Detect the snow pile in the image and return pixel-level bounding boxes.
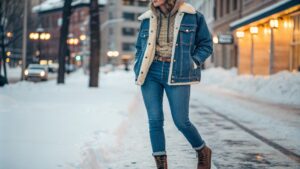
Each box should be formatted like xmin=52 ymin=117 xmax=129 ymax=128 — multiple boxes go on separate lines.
xmin=201 ymin=67 xmax=300 ymax=106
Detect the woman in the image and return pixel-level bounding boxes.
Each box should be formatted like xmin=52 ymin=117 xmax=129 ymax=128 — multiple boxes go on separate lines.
xmin=133 ymin=0 xmax=213 ymax=168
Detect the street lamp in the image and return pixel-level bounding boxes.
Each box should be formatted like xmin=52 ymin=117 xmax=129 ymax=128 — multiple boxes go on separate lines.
xmin=29 ymin=25 xmax=51 ymax=62
xmin=107 ymin=50 xmax=119 ymax=68
xmin=250 ymin=26 xmax=258 ymax=75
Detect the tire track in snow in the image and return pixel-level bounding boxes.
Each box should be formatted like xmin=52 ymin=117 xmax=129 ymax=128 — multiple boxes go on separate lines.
xmin=205 ymin=106 xmax=300 ymax=164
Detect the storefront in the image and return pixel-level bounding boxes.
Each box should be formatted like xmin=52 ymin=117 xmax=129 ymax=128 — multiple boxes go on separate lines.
xmin=230 ymin=0 xmax=300 ymax=75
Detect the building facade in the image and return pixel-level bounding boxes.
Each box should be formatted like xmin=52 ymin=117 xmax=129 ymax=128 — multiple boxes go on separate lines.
xmin=101 ymin=0 xmax=149 ymax=66
xmin=32 ymin=0 xmax=107 ymax=66
xmin=213 ymin=0 xmax=282 ymax=70
xmin=230 ymin=0 xmax=300 ymax=75
xmin=191 ymin=0 xmax=215 ymax=68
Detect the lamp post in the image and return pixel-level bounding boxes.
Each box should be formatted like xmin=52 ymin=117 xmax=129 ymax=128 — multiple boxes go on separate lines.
xmin=250 ymin=26 xmax=258 ymax=75
xmin=66 ymin=34 xmax=79 ymax=72
xmin=29 ymin=25 xmax=51 ymax=63
xmin=269 ymin=19 xmax=278 ymax=74
xmin=107 ymin=50 xmax=119 ymax=70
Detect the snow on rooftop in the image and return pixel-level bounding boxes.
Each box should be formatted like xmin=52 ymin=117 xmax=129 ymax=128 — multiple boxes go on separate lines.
xmin=32 ymin=0 xmax=107 ymax=13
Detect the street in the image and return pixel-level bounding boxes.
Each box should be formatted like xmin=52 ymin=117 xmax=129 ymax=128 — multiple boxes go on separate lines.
xmin=97 ymin=84 xmax=300 ymax=169
xmin=0 ymin=68 xmax=299 ymax=169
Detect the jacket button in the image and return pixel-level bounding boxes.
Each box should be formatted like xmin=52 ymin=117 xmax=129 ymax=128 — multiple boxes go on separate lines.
xmin=173 ymin=59 xmax=176 ymax=62
xmin=171 ymin=80 xmax=175 ymax=83
xmin=186 ymin=29 xmax=189 ymax=32
xmin=175 ymin=43 xmax=178 ymax=46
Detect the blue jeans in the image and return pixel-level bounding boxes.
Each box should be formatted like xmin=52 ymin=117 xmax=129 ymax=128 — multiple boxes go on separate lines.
xmin=141 ymin=60 xmax=205 ymax=156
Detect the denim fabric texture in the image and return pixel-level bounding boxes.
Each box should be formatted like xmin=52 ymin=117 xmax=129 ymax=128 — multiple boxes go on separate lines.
xmin=141 ymin=60 xmax=205 ymax=156
xmin=134 ymin=9 xmax=213 ymax=86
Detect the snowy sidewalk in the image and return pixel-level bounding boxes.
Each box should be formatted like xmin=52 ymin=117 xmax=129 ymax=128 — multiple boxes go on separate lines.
xmin=1 ymin=67 xmax=299 ymax=169
xmin=91 ymin=91 xmax=218 ymax=169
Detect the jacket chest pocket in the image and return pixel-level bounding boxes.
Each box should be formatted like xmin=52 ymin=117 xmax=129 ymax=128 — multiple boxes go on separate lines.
xmin=179 ymin=25 xmax=196 ymax=46
xmin=140 ymin=30 xmax=149 ymax=50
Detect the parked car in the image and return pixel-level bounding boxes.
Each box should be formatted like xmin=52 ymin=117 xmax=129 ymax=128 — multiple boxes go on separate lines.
xmin=24 ymin=64 xmax=48 ymax=81
xmin=48 ymin=63 xmax=59 ymax=73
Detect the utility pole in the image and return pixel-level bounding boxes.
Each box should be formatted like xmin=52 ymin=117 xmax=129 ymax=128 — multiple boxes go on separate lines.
xmin=57 ymin=0 xmax=72 ymax=84
xmin=21 ymin=0 xmax=29 ymax=81
xmin=89 ymin=0 xmax=100 ymax=87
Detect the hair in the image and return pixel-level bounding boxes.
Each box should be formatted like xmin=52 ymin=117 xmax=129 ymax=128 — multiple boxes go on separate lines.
xmin=165 ymin=0 xmax=176 ymax=11
xmin=150 ymin=0 xmax=177 ymax=12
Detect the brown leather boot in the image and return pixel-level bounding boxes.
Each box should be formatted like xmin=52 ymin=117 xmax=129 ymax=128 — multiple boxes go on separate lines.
xmin=196 ymin=146 xmax=212 ymax=169
xmin=154 ymin=155 xmax=168 ymax=169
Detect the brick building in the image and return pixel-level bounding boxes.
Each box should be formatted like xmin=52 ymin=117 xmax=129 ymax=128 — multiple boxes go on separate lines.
xmin=32 ymin=0 xmax=107 ymax=65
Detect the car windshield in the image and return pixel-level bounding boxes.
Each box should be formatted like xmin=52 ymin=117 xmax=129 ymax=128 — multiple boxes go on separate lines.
xmin=29 ymin=67 xmax=45 ymax=70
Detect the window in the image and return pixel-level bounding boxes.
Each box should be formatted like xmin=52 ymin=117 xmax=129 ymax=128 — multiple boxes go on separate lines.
xmin=226 ymin=0 xmax=230 ymax=14
xmin=214 ymin=0 xmax=217 ymax=19
xmin=220 ymin=0 xmax=223 ymax=18
xmin=122 ymin=43 xmax=135 ymax=51
xmin=233 ymin=0 xmax=238 ymax=10
xmin=122 ymin=28 xmax=135 ymax=36
xmin=138 ymin=1 xmax=149 ymax=7
xmin=123 ymin=12 xmax=135 ymax=21
xmin=109 ymin=12 xmax=113 ymax=19
xmin=123 ymin=0 xmax=134 ymax=6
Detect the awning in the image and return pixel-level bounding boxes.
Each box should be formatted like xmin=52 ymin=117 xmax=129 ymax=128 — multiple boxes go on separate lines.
xmin=229 ymin=0 xmax=300 ymax=31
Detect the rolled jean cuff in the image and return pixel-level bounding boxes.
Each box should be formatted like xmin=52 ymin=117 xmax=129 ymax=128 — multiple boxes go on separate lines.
xmin=193 ymin=142 xmax=206 ymax=151
xmin=152 ymin=151 xmax=167 ymax=156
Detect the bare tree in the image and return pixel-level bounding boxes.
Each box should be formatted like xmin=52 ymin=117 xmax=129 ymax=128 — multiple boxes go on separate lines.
xmin=0 ymin=0 xmax=24 ymax=85
xmin=57 ymin=0 xmax=73 ymax=84
xmin=89 ymin=0 xmax=101 ymax=87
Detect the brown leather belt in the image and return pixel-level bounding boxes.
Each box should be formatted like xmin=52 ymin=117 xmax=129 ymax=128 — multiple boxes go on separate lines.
xmin=153 ymin=56 xmax=172 ymax=62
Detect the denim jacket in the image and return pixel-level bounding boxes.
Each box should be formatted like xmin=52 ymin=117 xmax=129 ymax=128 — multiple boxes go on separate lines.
xmin=134 ymin=3 xmax=213 ymax=86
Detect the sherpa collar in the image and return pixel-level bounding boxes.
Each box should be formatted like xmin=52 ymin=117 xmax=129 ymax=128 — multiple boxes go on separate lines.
xmin=138 ymin=2 xmax=196 ymax=21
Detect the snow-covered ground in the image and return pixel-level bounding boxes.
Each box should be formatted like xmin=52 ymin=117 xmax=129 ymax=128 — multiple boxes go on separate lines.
xmin=1 ymin=66 xmax=299 ymax=169
xmin=0 ymin=68 xmax=139 ymax=169
xmin=202 ymin=67 xmax=300 ymax=106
